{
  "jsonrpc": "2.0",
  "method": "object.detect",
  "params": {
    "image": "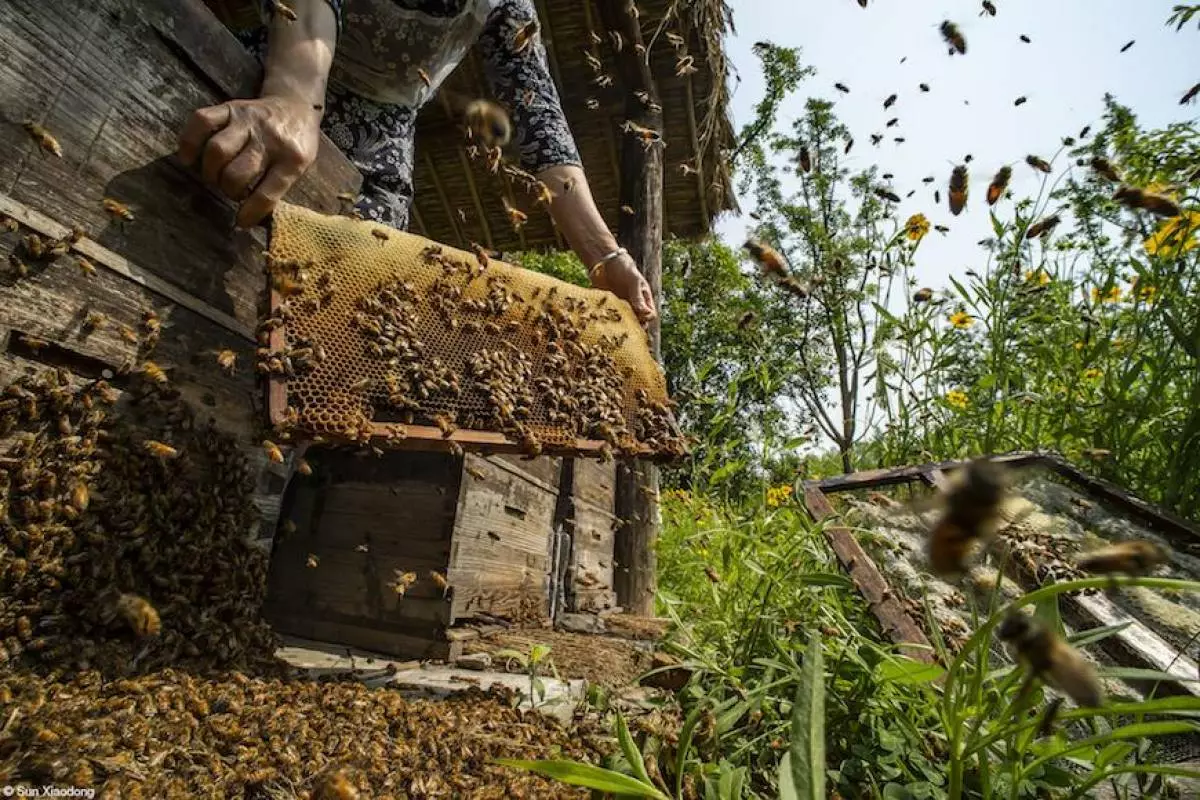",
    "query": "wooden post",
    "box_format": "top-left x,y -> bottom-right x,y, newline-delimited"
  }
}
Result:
598,0 -> 663,616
